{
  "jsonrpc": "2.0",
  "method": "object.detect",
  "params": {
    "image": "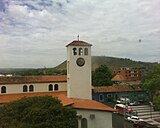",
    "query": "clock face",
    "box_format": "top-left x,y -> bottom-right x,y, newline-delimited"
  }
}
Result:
76,57 -> 85,67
